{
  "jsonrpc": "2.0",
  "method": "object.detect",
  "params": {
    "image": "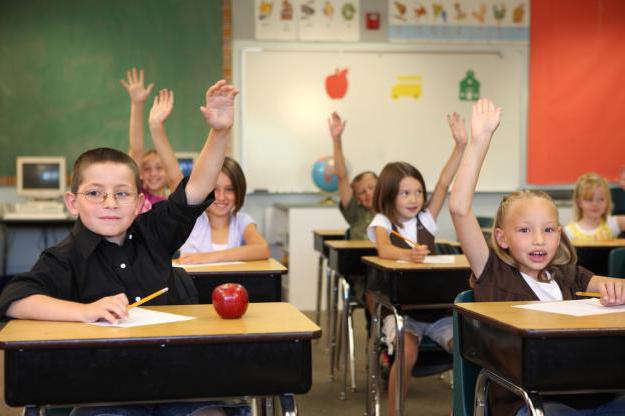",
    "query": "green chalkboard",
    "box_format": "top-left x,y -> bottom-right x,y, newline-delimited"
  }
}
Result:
0,0 -> 222,179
